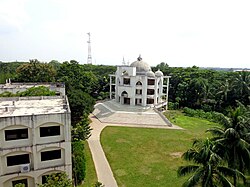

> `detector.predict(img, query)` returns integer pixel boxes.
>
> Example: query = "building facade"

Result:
[0,96,72,187]
[109,56,170,108]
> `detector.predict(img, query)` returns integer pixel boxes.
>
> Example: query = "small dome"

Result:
[147,70,155,77]
[130,55,151,73]
[155,70,164,77]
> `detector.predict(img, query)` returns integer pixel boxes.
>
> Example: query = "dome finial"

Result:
[137,54,142,61]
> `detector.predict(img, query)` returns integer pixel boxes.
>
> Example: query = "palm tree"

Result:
[188,77,209,108]
[178,138,244,187]
[207,104,250,186]
[216,79,233,109]
[233,71,250,105]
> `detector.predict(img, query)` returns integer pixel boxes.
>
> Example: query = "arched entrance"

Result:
[121,91,130,105]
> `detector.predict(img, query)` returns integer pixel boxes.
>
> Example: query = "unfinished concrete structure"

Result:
[0,96,72,187]
[109,56,170,108]
[0,81,65,96]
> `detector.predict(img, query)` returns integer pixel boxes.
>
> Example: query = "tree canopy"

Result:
[15,59,56,82]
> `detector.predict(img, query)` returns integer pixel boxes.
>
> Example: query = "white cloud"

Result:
[0,0,30,32]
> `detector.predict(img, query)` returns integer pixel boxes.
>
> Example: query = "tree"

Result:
[49,60,61,71]
[56,60,98,95]
[232,71,250,106]
[72,141,85,186]
[72,113,92,141]
[17,86,56,96]
[188,77,208,108]
[0,86,56,97]
[16,59,56,82]
[68,89,95,124]
[207,104,250,186]
[155,62,169,74]
[38,172,72,187]
[178,138,244,187]
[0,61,25,84]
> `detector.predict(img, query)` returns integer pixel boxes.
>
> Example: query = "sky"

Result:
[0,0,250,68]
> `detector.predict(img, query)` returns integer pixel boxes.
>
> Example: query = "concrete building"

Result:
[109,56,170,108]
[0,81,65,96]
[0,96,72,187]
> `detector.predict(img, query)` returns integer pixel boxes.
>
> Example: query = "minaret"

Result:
[122,56,126,65]
[87,32,92,64]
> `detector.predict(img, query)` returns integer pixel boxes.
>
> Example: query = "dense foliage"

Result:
[179,104,250,186]
[38,172,72,187]
[19,86,56,96]
[72,141,85,186]
[0,86,56,97]
[15,59,56,82]
[0,61,25,83]
[153,63,249,113]
[183,107,228,125]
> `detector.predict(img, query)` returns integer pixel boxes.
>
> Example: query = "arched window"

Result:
[136,81,142,85]
[121,91,128,97]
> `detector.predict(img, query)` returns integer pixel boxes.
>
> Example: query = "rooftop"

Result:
[0,82,65,89]
[0,96,69,117]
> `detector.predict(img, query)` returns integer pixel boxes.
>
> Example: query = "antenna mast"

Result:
[87,32,92,64]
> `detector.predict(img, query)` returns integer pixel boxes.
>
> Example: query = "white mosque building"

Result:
[109,56,170,108]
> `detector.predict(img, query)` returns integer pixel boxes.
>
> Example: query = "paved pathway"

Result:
[87,114,118,187]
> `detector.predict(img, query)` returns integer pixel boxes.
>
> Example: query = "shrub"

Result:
[168,102,179,110]
[38,172,72,187]
[0,91,15,97]
[183,107,227,125]
[72,141,85,185]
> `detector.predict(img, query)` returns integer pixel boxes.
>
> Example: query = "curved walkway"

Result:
[87,113,182,187]
[87,114,118,187]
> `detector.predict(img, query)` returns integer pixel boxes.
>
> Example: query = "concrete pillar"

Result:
[0,153,2,176]
[166,77,170,110]
[142,77,147,107]
[31,114,37,171]
[109,75,112,99]
[154,77,158,105]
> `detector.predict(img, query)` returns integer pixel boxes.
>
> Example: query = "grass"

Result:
[100,110,220,187]
[80,141,98,187]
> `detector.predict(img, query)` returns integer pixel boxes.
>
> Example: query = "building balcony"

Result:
[119,84,132,88]
[147,95,154,99]
[147,85,155,89]
[135,94,142,98]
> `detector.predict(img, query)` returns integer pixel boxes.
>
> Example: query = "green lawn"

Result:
[80,141,98,187]
[100,110,220,187]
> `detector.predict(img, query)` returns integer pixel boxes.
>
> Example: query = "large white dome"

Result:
[130,56,151,73]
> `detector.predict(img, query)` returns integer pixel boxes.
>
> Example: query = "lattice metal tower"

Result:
[87,32,92,64]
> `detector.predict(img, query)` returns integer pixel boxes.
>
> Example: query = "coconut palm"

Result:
[216,79,233,109]
[207,104,250,186]
[233,71,250,105]
[178,138,244,187]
